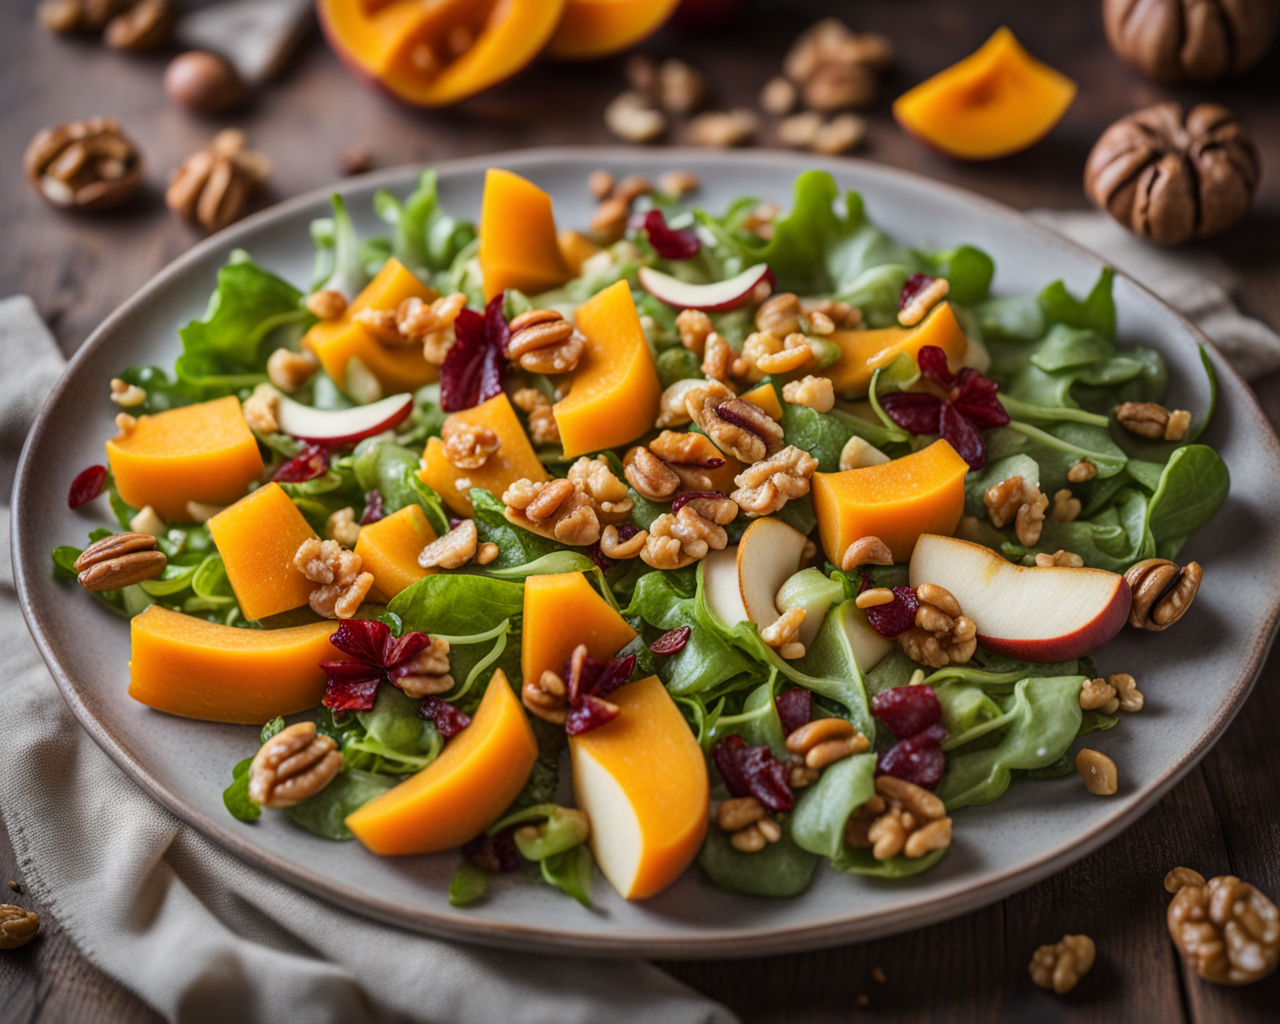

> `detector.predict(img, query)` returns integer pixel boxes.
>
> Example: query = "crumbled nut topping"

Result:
[1080,672,1142,714]
[701,332,735,383]
[109,377,146,407]
[686,381,785,464]
[640,505,729,569]
[326,506,361,548]
[267,347,318,393]
[418,518,478,570]
[248,721,343,809]
[475,542,499,566]
[1076,748,1118,795]
[399,292,465,365]
[306,289,348,321]
[731,445,818,516]
[1048,488,1082,523]
[756,293,802,337]
[441,416,501,470]
[1166,870,1280,986]
[352,307,411,347]
[1035,548,1084,567]
[1116,401,1192,441]
[898,276,949,327]
[1124,558,1202,631]
[567,456,632,521]
[242,382,280,435]
[802,297,863,329]
[984,474,1048,547]
[508,309,586,374]
[845,774,952,860]
[502,478,601,547]
[782,375,835,413]
[897,583,976,668]
[1029,934,1097,994]
[716,796,784,853]
[295,537,373,619]
[761,607,808,660]
[1067,459,1098,483]
[394,639,454,698]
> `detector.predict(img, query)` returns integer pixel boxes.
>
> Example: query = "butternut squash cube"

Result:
[353,504,437,601]
[893,27,1077,161]
[558,229,602,277]
[345,669,538,854]
[826,302,969,396]
[128,605,337,723]
[522,571,637,687]
[740,381,784,421]
[304,257,439,398]
[479,169,571,301]
[813,439,969,565]
[418,392,549,516]
[207,482,317,622]
[104,395,263,523]
[553,280,662,458]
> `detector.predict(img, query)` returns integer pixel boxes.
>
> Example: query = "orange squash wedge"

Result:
[813,439,969,565]
[129,606,337,723]
[317,0,566,108]
[545,0,682,60]
[893,27,1077,161]
[826,302,969,396]
[353,504,437,602]
[104,395,263,523]
[558,229,602,277]
[479,169,572,301]
[206,483,318,622]
[304,257,438,398]
[522,571,637,687]
[419,392,549,516]
[345,669,538,855]
[554,280,662,458]
[570,675,709,899]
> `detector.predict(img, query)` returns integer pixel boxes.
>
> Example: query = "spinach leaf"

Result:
[470,489,566,569]
[924,245,994,307]
[374,170,477,284]
[836,264,917,327]
[222,757,261,822]
[310,194,367,297]
[936,675,1085,810]
[449,862,490,907]
[791,752,876,859]
[975,294,1045,342]
[541,845,595,907]
[1038,267,1116,341]
[344,685,443,774]
[352,438,449,535]
[779,391,853,472]
[1144,445,1229,555]
[1037,486,1154,571]
[794,602,877,738]
[284,769,400,840]
[1188,346,1218,443]
[1029,324,1113,373]
[697,816,818,897]
[831,846,947,877]
[390,573,524,641]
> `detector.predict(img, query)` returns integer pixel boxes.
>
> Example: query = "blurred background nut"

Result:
[604,91,666,144]
[0,905,40,950]
[103,0,172,50]
[1085,102,1260,245]
[166,128,270,233]
[38,0,130,33]
[24,117,142,212]
[803,61,878,111]
[1103,0,1280,83]
[164,50,247,114]
[690,109,758,148]
[658,58,706,115]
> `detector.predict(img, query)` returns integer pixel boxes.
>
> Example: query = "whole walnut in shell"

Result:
[1103,0,1280,83]
[1084,102,1260,245]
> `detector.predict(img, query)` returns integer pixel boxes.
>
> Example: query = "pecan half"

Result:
[248,722,343,809]
[74,531,166,591]
[1124,557,1202,630]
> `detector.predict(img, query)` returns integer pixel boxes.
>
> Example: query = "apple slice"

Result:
[737,517,809,633]
[637,263,771,311]
[908,534,1131,662]
[273,388,414,445]
[702,545,747,626]
[836,600,895,673]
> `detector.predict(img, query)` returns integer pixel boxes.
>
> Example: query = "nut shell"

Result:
[23,117,143,213]
[1084,102,1260,245]
[164,50,246,114]
[1103,0,1280,83]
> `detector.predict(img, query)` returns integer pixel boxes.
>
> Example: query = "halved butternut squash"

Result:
[554,280,662,458]
[206,483,317,622]
[353,504,437,601]
[303,257,438,398]
[893,27,1077,161]
[813,438,969,565]
[129,605,337,723]
[826,302,969,396]
[345,668,538,854]
[317,0,566,108]
[105,395,263,523]
[479,169,572,301]
[419,392,549,516]
[545,0,682,60]
[522,571,638,686]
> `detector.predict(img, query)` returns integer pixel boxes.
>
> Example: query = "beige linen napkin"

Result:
[0,295,737,1024]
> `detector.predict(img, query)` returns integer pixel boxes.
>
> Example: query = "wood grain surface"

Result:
[3,1,1278,1021]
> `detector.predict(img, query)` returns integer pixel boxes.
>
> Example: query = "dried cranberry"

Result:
[273,443,329,483]
[937,401,987,470]
[915,343,953,384]
[776,688,811,736]
[440,295,506,412]
[643,209,701,260]
[565,693,622,736]
[649,626,691,655]
[418,695,471,737]
[871,685,941,740]
[360,490,385,525]
[878,723,948,789]
[68,465,108,509]
[586,543,612,572]
[464,827,521,873]
[713,403,766,439]
[899,273,937,311]
[670,490,728,515]
[566,651,635,703]
[320,619,432,711]
[879,391,941,436]
[712,734,793,812]
[616,524,640,541]
[864,586,919,639]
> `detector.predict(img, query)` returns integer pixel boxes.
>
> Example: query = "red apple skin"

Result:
[638,265,771,312]
[277,394,414,446]
[972,576,1131,663]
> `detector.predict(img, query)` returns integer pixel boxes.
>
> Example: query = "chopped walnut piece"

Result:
[1030,934,1097,994]
[418,519,478,569]
[306,289,348,320]
[399,292,465,365]
[1166,871,1280,986]
[782,375,835,413]
[841,535,894,572]
[1079,673,1143,715]
[689,108,757,148]
[508,309,586,374]
[394,639,454,698]
[248,721,343,809]
[502,478,601,547]
[267,347,318,393]
[898,276,949,327]
[640,505,729,569]
[679,494,739,525]
[676,308,715,354]
[1035,549,1084,568]
[567,455,632,522]
[523,668,569,724]
[242,382,280,435]
[731,445,818,517]
[623,444,681,501]
[687,385,786,465]
[512,387,561,446]
[601,524,648,559]
[845,775,953,860]
[1067,459,1097,483]
[442,416,501,470]
[294,537,374,619]
[0,904,39,950]
[806,310,836,335]
[898,583,976,668]
[327,506,361,548]
[802,297,863,329]
[756,293,802,337]
[984,474,1048,547]
[1048,488,1081,523]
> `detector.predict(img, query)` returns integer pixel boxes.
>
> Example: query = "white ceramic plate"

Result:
[14,148,1280,958]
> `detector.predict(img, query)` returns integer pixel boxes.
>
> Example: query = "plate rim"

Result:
[13,145,1280,959]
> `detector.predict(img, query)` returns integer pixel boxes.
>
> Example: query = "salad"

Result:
[54,166,1228,908]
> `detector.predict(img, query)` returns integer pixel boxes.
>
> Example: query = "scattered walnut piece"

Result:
[845,775,952,860]
[658,58,705,114]
[567,455,632,522]
[248,722,343,809]
[588,169,614,200]
[294,537,373,619]
[1166,869,1280,985]
[1115,400,1193,441]
[242,383,280,435]
[760,76,798,116]
[418,519,478,570]
[1035,548,1084,568]
[690,109,758,148]
[1124,558,1202,630]
[267,347,319,393]
[326,506,360,548]
[502,478,601,547]
[1048,488,1082,524]
[676,308,715,354]
[898,583,977,668]
[782,375,835,413]
[166,128,269,233]
[1067,459,1097,483]
[442,416,500,470]
[688,384,786,464]
[394,639,454,698]
[640,504,730,569]
[731,445,818,516]
[984,474,1048,547]
[605,91,666,144]
[24,116,143,212]
[397,292,464,364]
[1029,934,1097,994]
[778,111,823,149]
[0,905,40,950]
[1076,748,1118,795]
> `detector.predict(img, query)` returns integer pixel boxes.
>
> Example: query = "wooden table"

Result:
[3,1,1278,1020]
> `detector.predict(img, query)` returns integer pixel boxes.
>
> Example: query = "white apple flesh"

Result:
[736,517,809,632]
[908,534,1131,662]
[637,263,772,312]
[272,388,414,445]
